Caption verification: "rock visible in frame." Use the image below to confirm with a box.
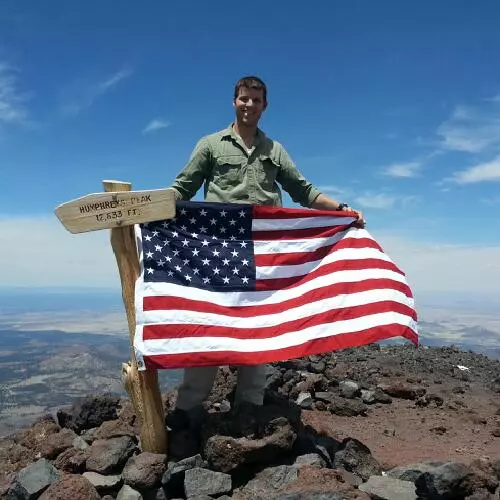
[430,426,447,435]
[294,453,327,469]
[184,468,232,497]
[8,458,61,499]
[387,461,447,482]
[333,438,382,481]
[83,471,122,494]
[117,484,143,499]
[296,392,313,409]
[162,454,206,498]
[204,410,297,473]
[58,396,121,433]
[379,382,426,400]
[122,452,167,490]
[339,380,360,399]
[19,416,60,454]
[415,461,498,499]
[72,436,89,450]
[54,447,89,473]
[360,390,377,404]
[358,475,417,500]
[491,459,500,479]
[38,474,100,500]
[39,428,78,459]
[314,392,337,404]
[0,439,33,479]
[240,465,299,497]
[329,397,368,417]
[373,389,393,404]
[86,436,137,474]
[95,419,137,440]
[492,426,500,437]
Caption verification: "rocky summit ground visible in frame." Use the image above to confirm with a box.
[1,344,499,499]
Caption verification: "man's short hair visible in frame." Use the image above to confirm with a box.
[234,76,267,103]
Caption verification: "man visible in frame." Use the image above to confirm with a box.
[167,76,364,429]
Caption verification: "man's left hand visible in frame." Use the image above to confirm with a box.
[344,206,366,228]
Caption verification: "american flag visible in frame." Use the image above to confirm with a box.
[133,201,418,370]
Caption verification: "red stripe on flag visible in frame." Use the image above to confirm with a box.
[143,277,412,317]
[253,224,351,241]
[142,325,418,369]
[255,260,408,291]
[252,205,358,220]
[142,301,416,341]
[255,237,383,267]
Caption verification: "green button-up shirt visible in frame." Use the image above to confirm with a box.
[170,125,321,207]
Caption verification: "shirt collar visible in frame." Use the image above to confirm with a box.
[222,123,266,146]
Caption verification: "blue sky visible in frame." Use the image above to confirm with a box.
[1,1,500,299]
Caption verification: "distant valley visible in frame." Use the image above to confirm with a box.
[0,288,499,437]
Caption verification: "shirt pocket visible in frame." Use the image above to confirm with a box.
[258,155,280,190]
[213,156,244,188]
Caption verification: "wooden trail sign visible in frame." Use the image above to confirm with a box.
[54,185,176,234]
[54,180,176,454]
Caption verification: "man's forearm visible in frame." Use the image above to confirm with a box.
[311,193,343,211]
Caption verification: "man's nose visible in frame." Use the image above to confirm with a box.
[245,99,255,108]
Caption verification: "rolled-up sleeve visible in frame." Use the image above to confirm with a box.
[275,145,321,208]
[169,137,211,201]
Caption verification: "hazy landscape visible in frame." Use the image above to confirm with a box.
[0,287,498,437]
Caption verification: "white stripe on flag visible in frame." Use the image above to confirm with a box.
[140,288,413,328]
[141,267,410,307]
[253,228,370,254]
[138,312,418,355]
[252,215,356,231]
[255,247,393,279]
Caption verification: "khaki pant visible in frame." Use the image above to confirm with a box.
[175,364,267,411]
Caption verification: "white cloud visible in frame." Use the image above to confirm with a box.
[436,99,500,153]
[60,66,133,117]
[375,232,500,296]
[449,155,500,184]
[1,215,499,299]
[0,215,120,288]
[142,118,171,135]
[0,62,30,125]
[317,185,348,197]
[354,193,417,210]
[381,161,422,178]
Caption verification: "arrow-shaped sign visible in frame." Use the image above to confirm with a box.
[54,182,176,233]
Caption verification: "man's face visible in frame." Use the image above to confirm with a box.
[233,87,267,127]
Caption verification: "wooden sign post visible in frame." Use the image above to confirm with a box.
[55,180,176,454]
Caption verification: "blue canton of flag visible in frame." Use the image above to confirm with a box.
[138,201,256,292]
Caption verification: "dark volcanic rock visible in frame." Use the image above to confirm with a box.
[82,471,122,495]
[121,451,167,490]
[54,447,89,473]
[333,438,382,481]
[85,436,137,474]
[19,415,60,454]
[8,458,61,499]
[184,467,232,497]
[38,428,78,459]
[162,454,207,498]
[57,396,121,433]
[0,439,33,480]
[415,461,498,499]
[38,474,100,500]
[203,404,299,473]
[379,382,426,400]
[328,397,368,416]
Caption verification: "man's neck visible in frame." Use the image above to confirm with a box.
[233,122,257,147]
